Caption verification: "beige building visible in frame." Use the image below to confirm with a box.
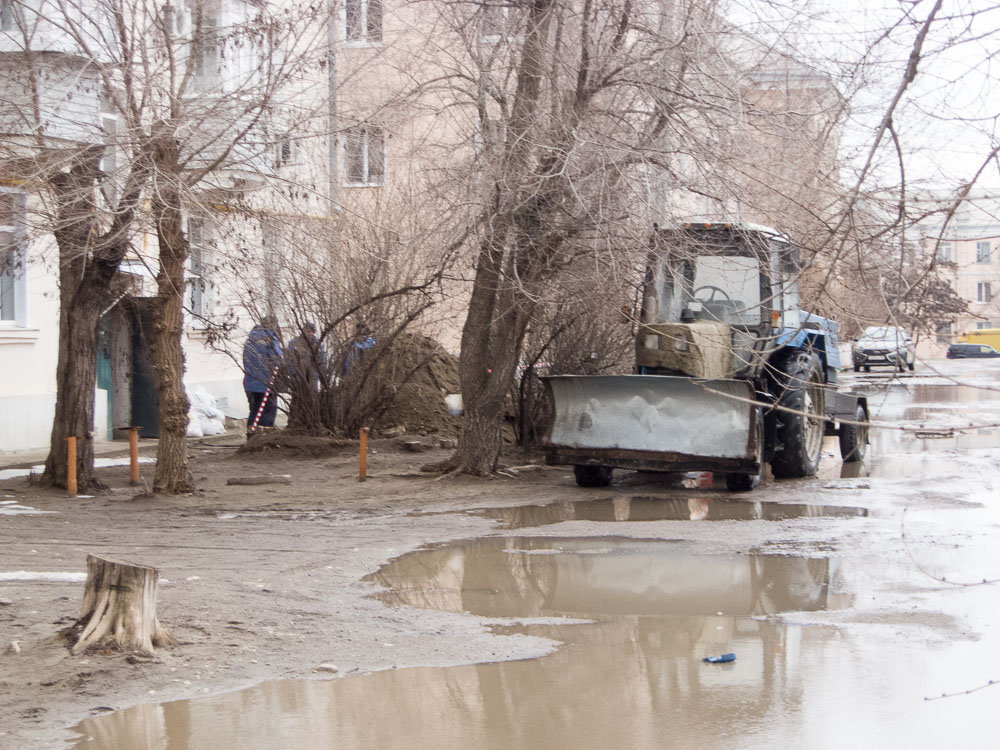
[0,0,847,454]
[921,191,1000,354]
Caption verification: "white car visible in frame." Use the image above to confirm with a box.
[852,326,915,372]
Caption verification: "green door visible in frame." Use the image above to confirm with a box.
[97,315,113,437]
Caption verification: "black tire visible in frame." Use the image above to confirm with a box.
[907,358,915,371]
[574,465,613,487]
[726,408,764,492]
[725,471,760,491]
[839,403,868,462]
[863,365,870,372]
[770,352,826,479]
[853,363,860,372]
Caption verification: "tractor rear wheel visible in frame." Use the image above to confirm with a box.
[574,465,613,487]
[839,403,869,462]
[771,352,826,478]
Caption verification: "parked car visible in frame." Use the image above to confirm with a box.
[946,342,1000,359]
[956,328,1000,350]
[852,326,916,372]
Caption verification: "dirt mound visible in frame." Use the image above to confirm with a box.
[372,334,463,438]
[238,431,354,457]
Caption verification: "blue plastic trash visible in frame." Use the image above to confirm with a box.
[703,653,736,663]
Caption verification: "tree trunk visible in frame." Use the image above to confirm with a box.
[72,554,173,655]
[150,128,193,494]
[42,147,120,491]
[43,291,104,490]
[448,0,556,475]
[452,396,506,474]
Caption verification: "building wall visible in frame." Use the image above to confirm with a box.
[0,199,61,453]
[921,191,1000,355]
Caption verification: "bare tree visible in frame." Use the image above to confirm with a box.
[214,212,452,437]
[2,0,329,490]
[408,0,846,474]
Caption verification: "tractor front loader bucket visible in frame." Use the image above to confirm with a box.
[543,375,761,474]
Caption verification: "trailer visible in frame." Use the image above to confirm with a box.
[543,223,869,491]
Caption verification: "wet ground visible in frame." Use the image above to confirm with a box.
[4,359,1000,748]
[72,538,999,750]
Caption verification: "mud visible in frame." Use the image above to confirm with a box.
[2,359,1000,749]
[371,334,463,438]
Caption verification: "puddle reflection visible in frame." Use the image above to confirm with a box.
[365,538,846,618]
[481,498,867,529]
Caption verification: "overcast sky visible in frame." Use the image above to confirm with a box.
[727,0,1000,191]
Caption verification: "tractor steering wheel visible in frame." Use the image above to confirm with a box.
[693,285,734,303]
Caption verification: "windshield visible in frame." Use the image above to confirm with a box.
[643,255,763,327]
[860,327,906,341]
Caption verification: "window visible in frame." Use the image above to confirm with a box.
[976,321,992,330]
[0,192,26,326]
[274,133,299,168]
[934,321,951,345]
[343,125,385,186]
[481,2,508,39]
[936,241,952,263]
[162,1,190,35]
[977,281,992,303]
[1,0,19,33]
[186,218,212,318]
[191,0,220,90]
[98,111,120,207]
[475,115,505,155]
[976,241,991,264]
[344,0,382,43]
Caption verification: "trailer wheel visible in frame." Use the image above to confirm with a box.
[770,352,825,478]
[839,403,868,462]
[574,465,613,487]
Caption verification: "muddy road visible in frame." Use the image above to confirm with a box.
[2,359,999,748]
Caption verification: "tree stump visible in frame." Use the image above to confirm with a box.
[72,554,173,655]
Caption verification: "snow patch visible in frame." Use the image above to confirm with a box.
[0,571,86,582]
[0,456,155,481]
[0,502,57,516]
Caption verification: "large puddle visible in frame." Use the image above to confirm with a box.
[816,375,1000,480]
[70,371,1000,748]
[72,537,1000,749]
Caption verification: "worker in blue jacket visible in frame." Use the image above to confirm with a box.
[243,317,283,439]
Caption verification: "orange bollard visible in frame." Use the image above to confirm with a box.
[66,436,77,497]
[359,427,368,482]
[129,427,140,485]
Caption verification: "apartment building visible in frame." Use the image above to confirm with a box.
[921,191,1000,354]
[0,0,493,453]
[0,0,842,454]
[0,0,338,452]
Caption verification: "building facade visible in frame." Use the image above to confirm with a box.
[1,0,848,454]
[921,191,1000,354]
